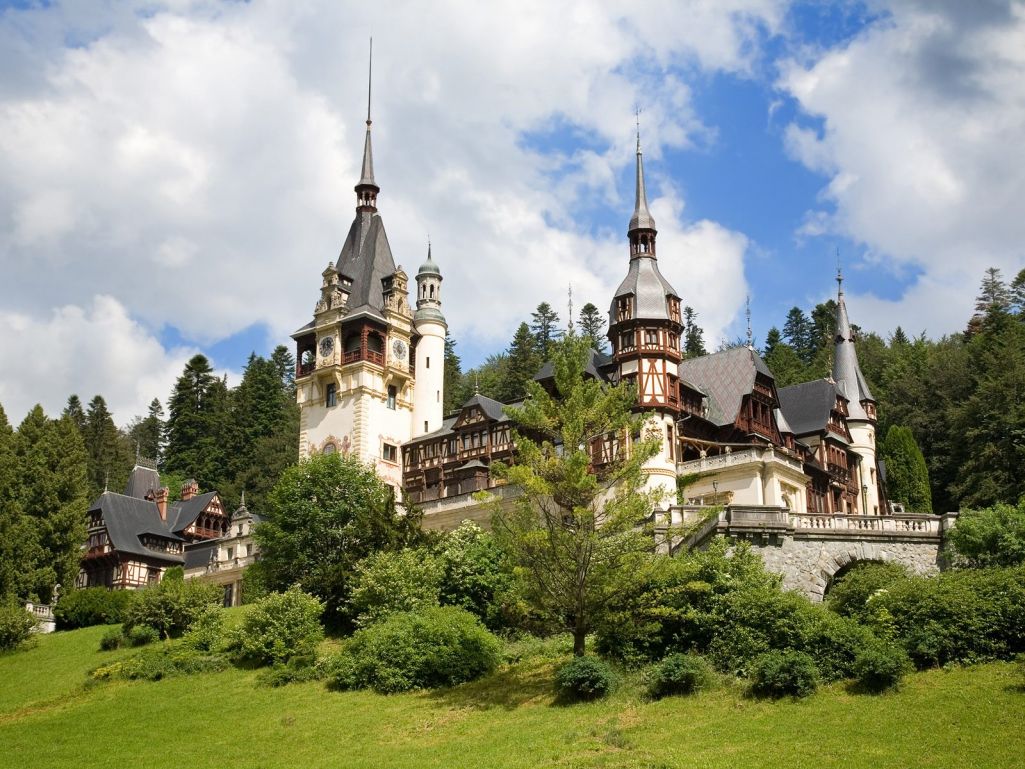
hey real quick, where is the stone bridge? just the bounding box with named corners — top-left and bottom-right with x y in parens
top-left (658, 505), bottom-right (958, 601)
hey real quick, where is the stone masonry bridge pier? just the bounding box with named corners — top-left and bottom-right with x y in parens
top-left (658, 506), bottom-right (958, 601)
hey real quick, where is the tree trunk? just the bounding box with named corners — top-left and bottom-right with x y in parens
top-left (573, 621), bottom-right (586, 656)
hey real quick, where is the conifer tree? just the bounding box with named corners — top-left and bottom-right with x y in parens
top-left (1011, 268), bottom-right (1025, 317)
top-left (890, 326), bottom-right (910, 346)
top-left (498, 322), bottom-right (542, 403)
top-left (62, 395), bottom-right (87, 435)
top-left (783, 307), bottom-right (813, 363)
top-left (165, 354), bottom-right (228, 490)
top-left (975, 267), bottom-right (1011, 316)
top-left (809, 299), bottom-right (838, 360)
top-left (683, 306), bottom-right (706, 357)
top-left (880, 425), bottom-right (932, 513)
top-left (577, 302), bottom-right (607, 353)
top-left (764, 342), bottom-right (807, 388)
top-left (269, 344), bottom-right (296, 398)
top-left (530, 302), bottom-right (561, 358)
top-left (0, 403), bottom-right (42, 601)
top-left (128, 398), bottom-right (165, 464)
top-left (443, 333), bottom-right (465, 413)
top-left (762, 327), bottom-right (782, 357)
top-left (83, 395), bottom-right (132, 497)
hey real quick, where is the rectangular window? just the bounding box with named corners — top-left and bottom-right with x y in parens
top-left (424, 420), bottom-right (429, 433)
top-left (426, 356), bottom-right (430, 369)
top-left (227, 547), bottom-right (234, 560)
top-left (387, 385), bottom-right (397, 410)
top-left (383, 443), bottom-right (398, 463)
top-left (325, 383), bottom-right (337, 407)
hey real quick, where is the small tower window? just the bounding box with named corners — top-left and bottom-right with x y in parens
top-left (387, 385), bottom-right (397, 410)
top-left (424, 420), bottom-right (429, 433)
top-left (325, 383), bottom-right (337, 408)
top-left (426, 356), bottom-right (430, 369)
top-left (429, 284), bottom-right (435, 299)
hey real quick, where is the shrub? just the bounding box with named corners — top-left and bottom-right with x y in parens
top-left (947, 498), bottom-right (1025, 568)
top-left (181, 607), bottom-right (225, 652)
top-left (853, 643), bottom-right (910, 693)
top-left (0, 602), bottom-right (36, 652)
top-left (866, 567), bottom-right (1025, 668)
top-left (126, 624), bottom-right (159, 647)
top-left (123, 578), bottom-right (221, 639)
top-left (555, 656), bottom-right (616, 702)
top-left (348, 548), bottom-right (442, 627)
top-left (99, 627), bottom-right (124, 651)
top-left (54, 588), bottom-right (135, 630)
top-left (749, 650), bottom-right (819, 699)
top-left (326, 606), bottom-right (502, 694)
top-left (502, 633), bottom-right (575, 664)
top-left (256, 654), bottom-right (323, 687)
top-left (228, 586), bottom-right (324, 667)
top-left (92, 644), bottom-right (229, 682)
top-left (646, 653), bottom-right (714, 699)
top-left (437, 520), bottom-right (513, 628)
top-left (827, 562), bottom-right (910, 622)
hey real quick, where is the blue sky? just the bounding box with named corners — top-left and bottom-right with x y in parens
top-left (1, 1), bottom-right (1023, 423)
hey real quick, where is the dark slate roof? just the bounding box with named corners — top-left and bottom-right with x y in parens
top-left (334, 212), bottom-right (396, 317)
top-left (629, 142), bottom-right (656, 232)
top-left (167, 492), bottom-right (218, 533)
top-left (124, 464), bottom-right (161, 499)
top-left (454, 459), bottom-right (488, 471)
top-left (460, 393), bottom-right (507, 422)
top-left (533, 348), bottom-right (614, 384)
top-left (184, 540), bottom-right (218, 570)
top-left (90, 492), bottom-right (184, 564)
top-left (833, 285), bottom-right (875, 420)
top-left (609, 256), bottom-right (679, 322)
top-left (777, 379), bottom-right (842, 437)
top-left (678, 346), bottom-right (773, 427)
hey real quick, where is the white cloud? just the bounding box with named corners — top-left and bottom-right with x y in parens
top-left (778, 0), bottom-right (1025, 336)
top-left (0, 296), bottom-right (198, 425)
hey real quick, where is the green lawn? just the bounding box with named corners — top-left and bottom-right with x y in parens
top-left (1, 627), bottom-right (1023, 769)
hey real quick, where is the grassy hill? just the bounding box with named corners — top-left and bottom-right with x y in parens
top-left (0, 625), bottom-right (1023, 769)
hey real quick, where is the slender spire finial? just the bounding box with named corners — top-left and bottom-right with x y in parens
top-left (836, 247), bottom-right (843, 295)
top-left (629, 110), bottom-right (656, 234)
top-left (567, 283), bottom-right (574, 333)
top-left (356, 38), bottom-right (378, 201)
top-left (746, 295), bottom-right (753, 350)
top-left (474, 372), bottom-right (480, 395)
top-left (635, 108), bottom-right (641, 152)
top-left (367, 37), bottom-right (373, 126)
top-left (103, 469), bottom-right (109, 494)
top-left (240, 489), bottom-right (246, 508)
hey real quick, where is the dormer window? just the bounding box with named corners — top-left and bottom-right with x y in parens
top-left (616, 297), bottom-right (633, 322)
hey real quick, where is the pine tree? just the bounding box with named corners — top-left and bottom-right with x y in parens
top-left (762, 327), bottom-right (782, 357)
top-left (128, 398), bottom-right (165, 464)
top-left (683, 306), bottom-right (706, 357)
top-left (881, 425), bottom-right (933, 513)
top-left (975, 267), bottom-right (1011, 316)
top-left (164, 354), bottom-right (227, 490)
top-left (577, 302), bottom-right (607, 353)
top-left (443, 333), bottom-right (465, 413)
top-left (890, 326), bottom-right (910, 346)
top-left (765, 342), bottom-right (808, 389)
top-left (809, 299), bottom-right (838, 360)
top-left (1009, 267), bottom-right (1025, 317)
top-left (62, 395), bottom-right (87, 435)
top-left (14, 407), bottom-right (89, 600)
top-left (498, 323), bottom-right (543, 403)
top-left (530, 302), bottom-right (561, 358)
top-left (782, 307), bottom-right (813, 363)
top-left (0, 403), bottom-right (42, 602)
top-left (83, 395), bottom-right (132, 497)
top-left (270, 345), bottom-right (297, 399)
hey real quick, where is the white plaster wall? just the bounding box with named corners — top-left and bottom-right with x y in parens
top-left (848, 420), bottom-right (880, 514)
top-left (413, 318), bottom-right (446, 437)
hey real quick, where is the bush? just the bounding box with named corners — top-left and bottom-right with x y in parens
top-left (947, 499), bottom-right (1025, 568)
top-left (326, 606), bottom-right (502, 694)
top-left (228, 586), bottom-right (324, 667)
top-left (92, 644), bottom-right (229, 682)
top-left (827, 562), bottom-right (910, 622)
top-left (123, 578), bottom-right (221, 639)
top-left (99, 627), bottom-right (124, 651)
top-left (126, 624), bottom-right (159, 647)
top-left (54, 588), bottom-right (135, 630)
top-left (646, 653), bottom-right (714, 699)
top-left (181, 607), bottom-right (225, 652)
top-left (256, 654), bottom-right (323, 687)
top-left (437, 521), bottom-right (513, 629)
top-left (555, 656), bottom-right (616, 702)
top-left (348, 548), bottom-right (442, 627)
top-left (749, 650), bottom-right (819, 699)
top-left (0, 602), bottom-right (36, 652)
top-left (853, 643), bottom-right (910, 693)
top-left (866, 567), bottom-right (1025, 668)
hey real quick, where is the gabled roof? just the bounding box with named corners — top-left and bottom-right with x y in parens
top-left (334, 212), bottom-right (396, 318)
top-left (183, 540), bottom-right (218, 570)
top-left (90, 492), bottom-right (184, 564)
top-left (167, 492), bottom-right (218, 533)
top-left (453, 393), bottom-right (507, 426)
top-left (777, 379), bottom-right (844, 437)
top-left (124, 464), bottom-right (160, 499)
top-left (533, 348), bottom-right (614, 385)
top-left (678, 346), bottom-right (773, 427)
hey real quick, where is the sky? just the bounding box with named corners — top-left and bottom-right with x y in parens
top-left (1, 0), bottom-right (1024, 426)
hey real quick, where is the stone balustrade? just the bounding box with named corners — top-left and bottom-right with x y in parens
top-left (677, 447), bottom-right (804, 475)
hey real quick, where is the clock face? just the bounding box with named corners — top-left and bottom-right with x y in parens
top-left (392, 339), bottom-right (407, 359)
top-left (319, 336), bottom-right (334, 358)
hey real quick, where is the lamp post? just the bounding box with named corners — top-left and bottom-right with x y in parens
top-left (862, 484), bottom-right (869, 516)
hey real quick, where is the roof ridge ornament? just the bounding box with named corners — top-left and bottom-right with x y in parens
top-left (629, 109), bottom-right (656, 236)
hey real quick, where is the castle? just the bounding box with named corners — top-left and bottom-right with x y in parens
top-left (291, 95), bottom-right (954, 598)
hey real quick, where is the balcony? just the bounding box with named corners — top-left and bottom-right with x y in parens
top-left (677, 447), bottom-right (803, 475)
top-left (296, 361), bottom-right (315, 378)
top-left (342, 349), bottom-right (385, 366)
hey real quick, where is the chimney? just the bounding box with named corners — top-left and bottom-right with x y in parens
top-left (154, 488), bottom-right (169, 521)
top-left (180, 479), bottom-right (198, 501)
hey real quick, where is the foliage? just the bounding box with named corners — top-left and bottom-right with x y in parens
top-left (826, 561), bottom-right (910, 622)
top-left (863, 567), bottom-right (1025, 668)
top-left (852, 642), bottom-right (910, 693)
top-left (577, 302), bottom-right (607, 353)
top-left (254, 452), bottom-right (423, 627)
top-left (555, 655), bottom-right (616, 702)
top-left (947, 498), bottom-right (1025, 568)
top-left (881, 425), bottom-right (932, 512)
top-left (126, 398), bottom-right (165, 465)
top-left (683, 306), bottom-right (706, 357)
top-left (437, 520), bottom-right (513, 628)
top-left (645, 653), bottom-right (714, 699)
top-left (443, 333), bottom-right (465, 413)
top-left (91, 644), bottom-right (229, 682)
top-left (53, 588), bottom-right (135, 630)
top-left (98, 627), bottom-right (123, 651)
top-left (126, 624), bottom-right (159, 647)
top-left (749, 650), bottom-right (819, 699)
top-left (491, 334), bottom-right (661, 655)
top-left (227, 586), bottom-right (324, 667)
top-left (82, 394), bottom-right (134, 500)
top-left (0, 601), bottom-right (36, 652)
top-left (256, 654), bottom-right (323, 687)
top-left (348, 548), bottom-right (442, 627)
top-left (594, 540), bottom-right (780, 665)
top-left (164, 354), bottom-right (230, 491)
top-left (180, 607), bottom-right (225, 652)
top-left (122, 577), bottom-right (221, 639)
top-left (530, 301), bottom-right (562, 358)
top-left (326, 606), bottom-right (502, 694)
top-left (498, 322), bottom-right (544, 403)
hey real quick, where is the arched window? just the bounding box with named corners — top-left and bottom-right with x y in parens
top-left (429, 284), bottom-right (435, 299)
top-left (323, 442), bottom-right (337, 455)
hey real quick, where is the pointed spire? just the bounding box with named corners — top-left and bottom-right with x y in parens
top-left (831, 263), bottom-right (875, 420)
top-left (358, 37), bottom-right (376, 189)
top-left (746, 295), bottom-right (753, 350)
top-left (629, 112), bottom-right (656, 233)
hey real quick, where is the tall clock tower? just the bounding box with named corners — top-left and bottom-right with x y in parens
top-left (291, 102), bottom-right (415, 491)
top-left (607, 131), bottom-right (684, 503)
